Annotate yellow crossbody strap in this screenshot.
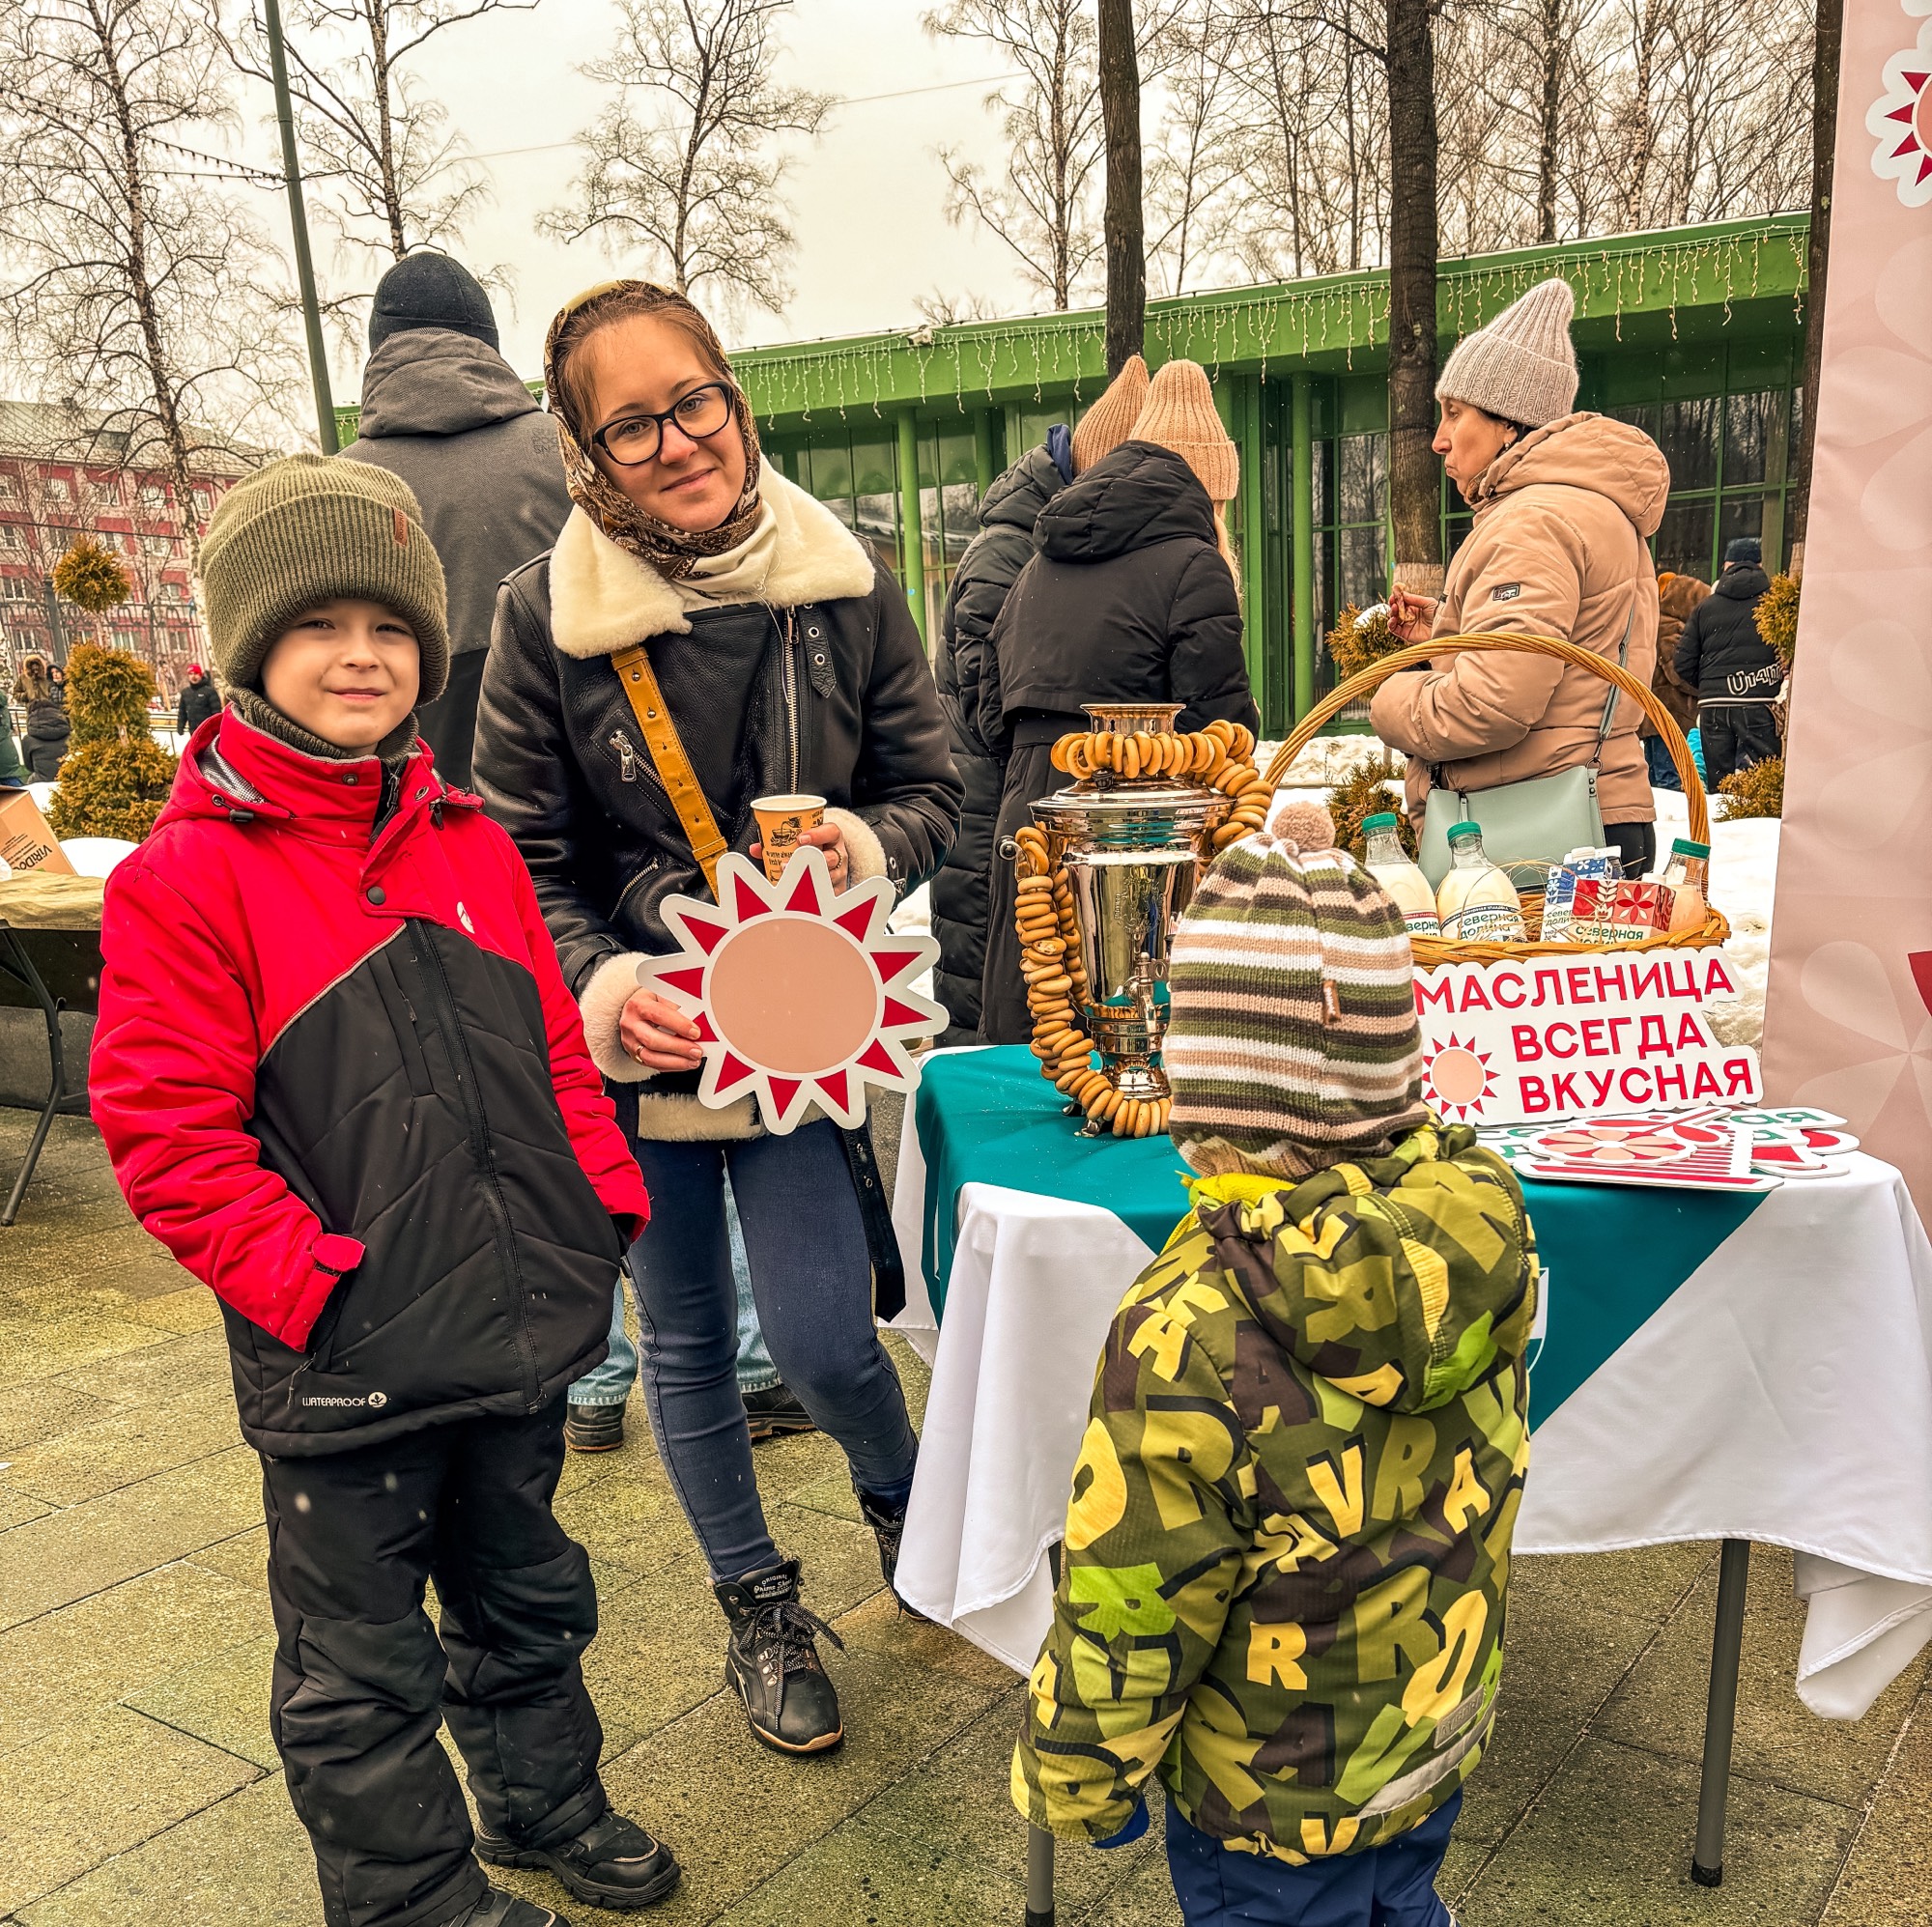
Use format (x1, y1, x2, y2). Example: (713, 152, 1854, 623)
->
(611, 642, 727, 900)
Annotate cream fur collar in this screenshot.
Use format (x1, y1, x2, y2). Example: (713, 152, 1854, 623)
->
(548, 461, 877, 660)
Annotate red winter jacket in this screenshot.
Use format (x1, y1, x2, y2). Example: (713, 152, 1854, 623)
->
(92, 711, 649, 1456)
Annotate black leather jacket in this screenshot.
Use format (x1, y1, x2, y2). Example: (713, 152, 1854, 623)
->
(475, 552, 961, 1001)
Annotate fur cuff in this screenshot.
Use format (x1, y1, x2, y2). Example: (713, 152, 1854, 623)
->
(827, 807, 889, 889)
(580, 952, 651, 1083)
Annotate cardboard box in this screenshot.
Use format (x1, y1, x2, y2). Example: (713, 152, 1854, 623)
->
(0, 790, 75, 876)
(1572, 876, 1674, 944)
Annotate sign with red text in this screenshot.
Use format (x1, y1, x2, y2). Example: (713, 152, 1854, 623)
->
(1414, 951, 1763, 1125)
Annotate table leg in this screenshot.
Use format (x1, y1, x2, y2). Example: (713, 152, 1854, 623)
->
(0, 930, 66, 1229)
(1690, 1538, 1750, 1886)
(1025, 1824, 1055, 1925)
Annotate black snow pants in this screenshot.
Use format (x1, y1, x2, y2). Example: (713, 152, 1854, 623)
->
(262, 1399, 607, 1927)
(1698, 702, 1781, 785)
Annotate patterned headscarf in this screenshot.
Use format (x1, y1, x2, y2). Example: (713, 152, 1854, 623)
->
(542, 280, 765, 581)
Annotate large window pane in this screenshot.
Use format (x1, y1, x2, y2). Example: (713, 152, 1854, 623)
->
(1610, 402, 1659, 441)
(1659, 399, 1719, 493)
(1718, 495, 1767, 561)
(1339, 524, 1387, 610)
(854, 493, 899, 578)
(1723, 391, 1777, 485)
(1338, 433, 1386, 525)
(851, 437, 895, 498)
(1655, 499, 1715, 582)
(810, 440, 851, 502)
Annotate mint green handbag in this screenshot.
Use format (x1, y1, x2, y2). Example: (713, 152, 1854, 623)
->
(1416, 609, 1634, 889)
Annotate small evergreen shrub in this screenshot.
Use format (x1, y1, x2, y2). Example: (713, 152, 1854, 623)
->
(1327, 753, 1415, 858)
(44, 642, 177, 841)
(1325, 603, 1404, 684)
(1716, 755, 1783, 821)
(1754, 572, 1800, 667)
(52, 538, 132, 613)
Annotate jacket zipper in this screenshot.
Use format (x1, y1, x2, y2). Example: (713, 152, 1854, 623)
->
(608, 731, 639, 781)
(781, 610, 801, 788)
(410, 917, 544, 1409)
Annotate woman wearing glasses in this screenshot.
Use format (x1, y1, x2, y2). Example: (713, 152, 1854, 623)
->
(474, 282, 960, 1760)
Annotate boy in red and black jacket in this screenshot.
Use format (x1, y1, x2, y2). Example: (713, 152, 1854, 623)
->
(92, 456, 678, 1927)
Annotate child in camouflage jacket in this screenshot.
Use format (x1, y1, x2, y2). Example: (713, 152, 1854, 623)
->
(1014, 800, 1538, 1927)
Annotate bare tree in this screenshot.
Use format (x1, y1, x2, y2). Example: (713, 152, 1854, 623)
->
(1386, 0, 1440, 593)
(924, 0, 1105, 311)
(914, 288, 1002, 326)
(222, 0, 519, 278)
(542, 0, 830, 319)
(1097, 0, 1146, 371)
(1144, 0, 1244, 295)
(0, 0, 297, 553)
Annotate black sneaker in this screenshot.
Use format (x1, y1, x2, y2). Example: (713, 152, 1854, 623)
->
(457, 1890, 571, 1927)
(564, 1403, 625, 1453)
(857, 1488, 929, 1621)
(742, 1382, 816, 1442)
(475, 1808, 679, 1911)
(714, 1557, 845, 1754)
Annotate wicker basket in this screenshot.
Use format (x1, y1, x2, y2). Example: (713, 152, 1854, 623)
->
(1264, 631, 1731, 966)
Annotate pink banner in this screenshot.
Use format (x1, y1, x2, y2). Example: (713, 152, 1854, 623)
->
(1762, 2, 1932, 1217)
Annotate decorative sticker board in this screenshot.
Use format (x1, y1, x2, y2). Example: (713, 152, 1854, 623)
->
(1475, 1107, 1861, 1192)
(1415, 951, 1762, 1126)
(637, 849, 945, 1136)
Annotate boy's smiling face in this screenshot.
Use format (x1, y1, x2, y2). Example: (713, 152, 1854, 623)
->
(262, 599, 420, 751)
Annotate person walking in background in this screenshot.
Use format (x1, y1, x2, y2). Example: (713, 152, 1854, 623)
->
(977, 356, 1258, 1044)
(338, 251, 572, 791)
(0, 679, 30, 789)
(14, 654, 69, 780)
(1015, 797, 1535, 1927)
(175, 662, 222, 739)
(930, 354, 1148, 1042)
(1374, 278, 1666, 879)
(1674, 537, 1780, 784)
(476, 280, 957, 1758)
(1643, 571, 1709, 790)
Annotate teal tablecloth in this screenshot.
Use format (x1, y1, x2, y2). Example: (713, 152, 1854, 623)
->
(914, 1046, 1769, 1420)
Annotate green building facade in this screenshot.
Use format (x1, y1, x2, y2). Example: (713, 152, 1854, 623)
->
(736, 213, 1809, 736)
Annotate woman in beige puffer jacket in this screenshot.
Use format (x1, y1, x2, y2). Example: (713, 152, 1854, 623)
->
(1371, 277, 1670, 877)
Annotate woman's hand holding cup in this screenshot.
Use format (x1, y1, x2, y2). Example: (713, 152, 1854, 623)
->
(620, 988, 705, 1072)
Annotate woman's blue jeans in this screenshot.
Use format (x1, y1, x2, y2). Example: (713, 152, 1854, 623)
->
(568, 1173, 775, 1404)
(624, 1120, 917, 1581)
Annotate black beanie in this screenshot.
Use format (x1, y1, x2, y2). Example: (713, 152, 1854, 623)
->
(369, 252, 498, 352)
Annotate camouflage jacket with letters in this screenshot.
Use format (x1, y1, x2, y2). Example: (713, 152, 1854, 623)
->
(1013, 1120, 1538, 1863)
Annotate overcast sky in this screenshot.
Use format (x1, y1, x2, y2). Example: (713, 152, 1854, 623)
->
(249, 0, 1056, 395)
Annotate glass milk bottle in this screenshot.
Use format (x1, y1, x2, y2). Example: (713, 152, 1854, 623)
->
(1657, 837, 1711, 934)
(1361, 812, 1439, 936)
(1435, 822, 1527, 943)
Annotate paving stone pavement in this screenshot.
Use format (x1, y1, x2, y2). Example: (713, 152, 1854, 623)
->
(0, 1105, 1928, 1925)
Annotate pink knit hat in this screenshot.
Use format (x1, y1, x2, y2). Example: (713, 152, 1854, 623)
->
(1129, 360, 1238, 503)
(1070, 354, 1151, 473)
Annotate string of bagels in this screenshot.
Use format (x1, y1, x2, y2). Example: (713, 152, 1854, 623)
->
(1016, 718, 1264, 1138)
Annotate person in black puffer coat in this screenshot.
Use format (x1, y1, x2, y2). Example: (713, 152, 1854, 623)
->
(931, 362, 1151, 1041)
(1674, 537, 1780, 782)
(977, 359, 1259, 1044)
(14, 655, 69, 779)
(175, 663, 222, 736)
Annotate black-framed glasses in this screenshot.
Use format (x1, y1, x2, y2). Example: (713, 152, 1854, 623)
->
(589, 383, 736, 467)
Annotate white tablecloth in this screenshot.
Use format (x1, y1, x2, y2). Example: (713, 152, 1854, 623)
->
(892, 1106, 1932, 1720)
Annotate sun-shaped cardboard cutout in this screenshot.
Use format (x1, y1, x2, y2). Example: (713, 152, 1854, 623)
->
(1422, 1033, 1498, 1121)
(1871, 18, 1932, 205)
(637, 848, 945, 1135)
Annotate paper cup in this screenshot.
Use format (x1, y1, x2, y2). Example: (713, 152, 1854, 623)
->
(752, 793, 826, 883)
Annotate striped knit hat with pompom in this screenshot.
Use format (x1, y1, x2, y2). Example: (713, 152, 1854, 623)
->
(1165, 796, 1428, 1180)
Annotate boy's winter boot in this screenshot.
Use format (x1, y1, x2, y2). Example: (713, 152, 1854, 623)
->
(458, 1889, 572, 1927)
(714, 1557, 845, 1754)
(475, 1808, 680, 1910)
(856, 1488, 928, 1620)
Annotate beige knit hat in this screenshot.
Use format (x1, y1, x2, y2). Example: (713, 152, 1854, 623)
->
(1436, 277, 1579, 429)
(1129, 359, 1238, 502)
(199, 454, 449, 701)
(1070, 354, 1150, 473)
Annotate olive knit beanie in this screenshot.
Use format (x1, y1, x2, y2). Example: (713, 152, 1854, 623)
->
(1129, 359, 1239, 503)
(1165, 797, 1429, 1180)
(1070, 354, 1151, 474)
(1436, 276, 1579, 429)
(198, 454, 449, 702)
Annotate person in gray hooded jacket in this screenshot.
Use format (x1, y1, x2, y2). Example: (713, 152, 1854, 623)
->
(339, 252, 571, 788)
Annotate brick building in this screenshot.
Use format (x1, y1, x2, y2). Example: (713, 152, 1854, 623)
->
(0, 403, 258, 702)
